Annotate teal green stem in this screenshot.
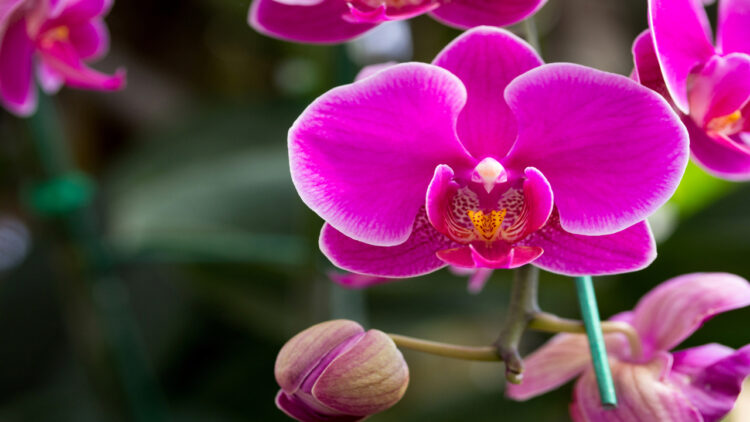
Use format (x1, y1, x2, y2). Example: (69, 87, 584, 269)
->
(575, 276, 617, 409)
(27, 95, 168, 421)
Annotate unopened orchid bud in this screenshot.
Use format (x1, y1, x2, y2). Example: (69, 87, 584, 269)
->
(275, 319, 409, 422)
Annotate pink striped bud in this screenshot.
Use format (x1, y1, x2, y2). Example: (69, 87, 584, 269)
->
(275, 320, 409, 422)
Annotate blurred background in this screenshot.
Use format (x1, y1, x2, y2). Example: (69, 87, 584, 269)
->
(0, 0, 748, 421)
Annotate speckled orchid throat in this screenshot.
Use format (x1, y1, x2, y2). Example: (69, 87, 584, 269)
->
(426, 157, 552, 269)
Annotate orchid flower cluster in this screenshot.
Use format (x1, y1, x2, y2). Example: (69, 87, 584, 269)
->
(3, 0, 750, 420)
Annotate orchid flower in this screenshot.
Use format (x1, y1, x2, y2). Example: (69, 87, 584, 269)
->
(633, 0, 750, 180)
(249, 0, 546, 44)
(507, 273, 750, 422)
(288, 26, 689, 278)
(0, 0, 125, 116)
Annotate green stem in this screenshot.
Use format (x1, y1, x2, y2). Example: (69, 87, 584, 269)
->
(493, 265, 539, 384)
(529, 312, 642, 359)
(388, 334, 500, 361)
(575, 276, 618, 408)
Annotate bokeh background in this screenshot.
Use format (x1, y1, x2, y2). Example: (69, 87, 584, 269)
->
(1, 0, 749, 421)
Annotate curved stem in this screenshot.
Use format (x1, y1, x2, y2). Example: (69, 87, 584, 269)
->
(529, 312, 643, 359)
(493, 265, 539, 383)
(388, 334, 501, 362)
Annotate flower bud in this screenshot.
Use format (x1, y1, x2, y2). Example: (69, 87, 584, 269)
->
(275, 319, 409, 422)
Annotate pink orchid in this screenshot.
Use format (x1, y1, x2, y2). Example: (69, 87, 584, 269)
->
(633, 0, 750, 180)
(288, 26, 689, 278)
(249, 0, 546, 44)
(507, 273, 750, 422)
(0, 0, 125, 116)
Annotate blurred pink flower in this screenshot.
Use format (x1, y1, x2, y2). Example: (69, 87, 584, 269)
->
(275, 319, 408, 422)
(329, 266, 493, 293)
(633, 0, 750, 180)
(507, 273, 750, 422)
(249, 0, 546, 44)
(0, 0, 125, 116)
(289, 27, 688, 278)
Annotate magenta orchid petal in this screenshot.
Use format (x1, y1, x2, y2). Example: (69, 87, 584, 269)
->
(431, 26, 542, 159)
(469, 243, 543, 269)
(344, 2, 437, 25)
(0, 0, 26, 39)
(521, 167, 553, 236)
(290, 63, 473, 246)
(632, 30, 670, 99)
(53, 0, 112, 23)
(38, 39, 124, 90)
(68, 19, 108, 60)
(319, 220, 455, 278)
(718, 0, 750, 55)
(672, 343, 736, 377)
(686, 117, 750, 180)
(574, 353, 703, 422)
(435, 246, 474, 268)
(631, 273, 750, 354)
(688, 53, 750, 127)
(671, 345, 750, 422)
(0, 17, 37, 116)
(648, 0, 716, 113)
(429, 0, 546, 30)
(426, 164, 461, 238)
(503, 63, 689, 236)
(526, 218, 656, 277)
(249, 0, 376, 44)
(505, 333, 590, 401)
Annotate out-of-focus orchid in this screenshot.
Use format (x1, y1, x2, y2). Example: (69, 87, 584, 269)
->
(330, 266, 494, 293)
(249, 0, 546, 44)
(289, 26, 688, 278)
(633, 0, 750, 180)
(275, 319, 409, 422)
(0, 0, 125, 116)
(507, 273, 750, 422)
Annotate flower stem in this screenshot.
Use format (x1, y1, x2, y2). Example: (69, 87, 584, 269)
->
(528, 312, 643, 359)
(493, 265, 540, 384)
(388, 334, 500, 361)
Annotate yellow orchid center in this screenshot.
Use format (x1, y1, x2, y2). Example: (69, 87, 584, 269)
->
(706, 110, 744, 135)
(467, 209, 507, 242)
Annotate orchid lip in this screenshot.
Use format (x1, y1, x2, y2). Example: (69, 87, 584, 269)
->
(705, 109, 745, 136)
